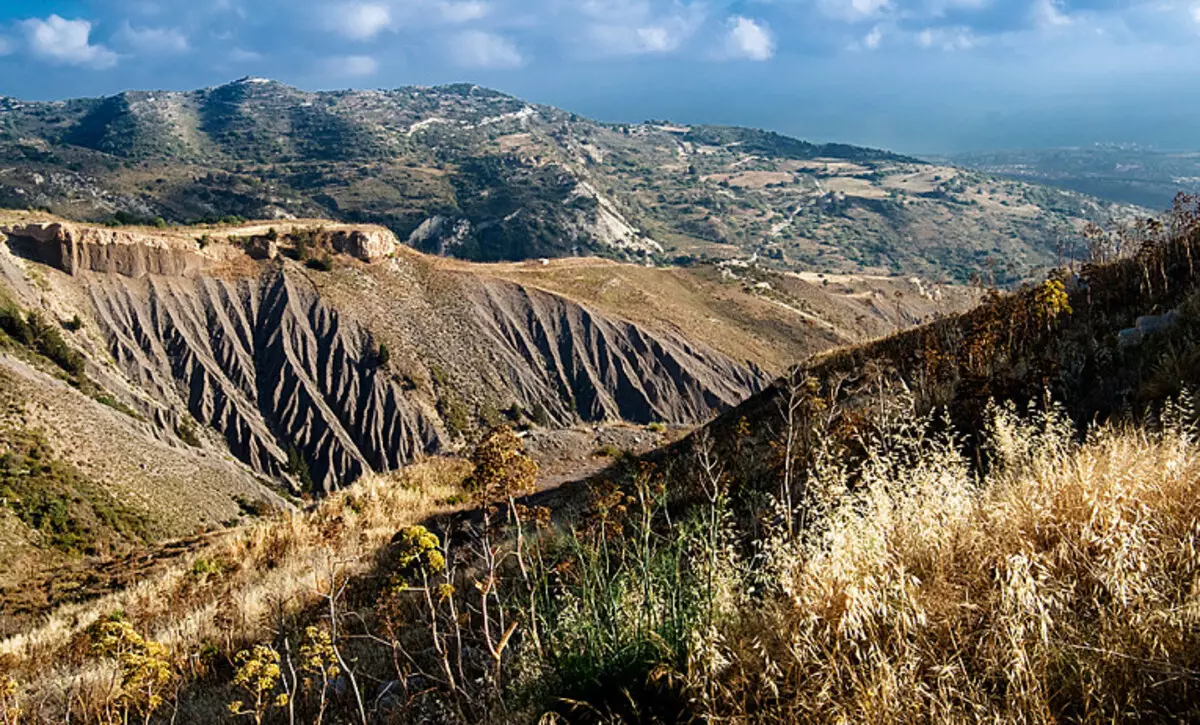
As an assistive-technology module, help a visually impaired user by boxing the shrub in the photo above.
[437,393,470,437]
[175,416,203,447]
[305,255,333,272]
[529,402,552,427]
[286,445,315,494]
[595,444,623,458]
[0,301,32,345]
[61,314,83,332]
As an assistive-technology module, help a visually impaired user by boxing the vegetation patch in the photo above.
[0,425,151,554]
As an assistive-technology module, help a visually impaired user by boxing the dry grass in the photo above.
[700,400,1200,722]
[0,458,470,723]
[4,398,1199,723]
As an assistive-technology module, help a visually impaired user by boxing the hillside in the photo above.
[0,211,970,624]
[2,202,1198,724]
[0,79,1136,284]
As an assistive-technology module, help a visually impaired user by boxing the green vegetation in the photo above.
[175,416,203,448]
[286,444,315,494]
[0,301,85,377]
[437,391,471,437]
[0,81,1118,283]
[0,426,150,554]
[374,342,391,369]
[305,254,334,272]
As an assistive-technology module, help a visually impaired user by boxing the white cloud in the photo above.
[0,37,12,57]
[327,2,392,40]
[437,1,488,23]
[1032,0,1071,29]
[916,25,980,50]
[116,23,190,54]
[725,16,775,60]
[323,54,379,76]
[450,30,524,68]
[584,2,706,56]
[819,0,891,22]
[21,15,118,69]
[1191,2,1200,25]
[863,24,884,49]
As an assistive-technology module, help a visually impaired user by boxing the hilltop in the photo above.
[0,79,1136,283]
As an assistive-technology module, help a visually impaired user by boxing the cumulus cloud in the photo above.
[916,25,980,50]
[0,36,12,57]
[1032,0,1072,29]
[863,24,884,49]
[437,1,489,23]
[21,15,118,69]
[323,54,380,76]
[725,17,775,60]
[327,2,392,40]
[584,2,706,56]
[450,30,524,68]
[1191,2,1200,24]
[116,23,190,54]
[819,0,892,22]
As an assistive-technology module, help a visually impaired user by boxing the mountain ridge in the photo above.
[0,79,1134,283]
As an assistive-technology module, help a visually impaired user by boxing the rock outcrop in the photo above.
[0,222,212,277]
[327,228,396,262]
[1,219,770,493]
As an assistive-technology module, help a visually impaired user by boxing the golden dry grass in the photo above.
[0,458,470,723]
[705,401,1200,722]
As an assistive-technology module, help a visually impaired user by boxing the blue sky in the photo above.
[0,1,1198,153]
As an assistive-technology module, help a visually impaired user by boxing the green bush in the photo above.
[286,445,315,494]
[176,417,203,448]
[438,393,471,437]
[26,311,85,376]
[0,302,32,345]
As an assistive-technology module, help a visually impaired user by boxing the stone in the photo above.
[245,235,279,260]
[327,228,397,262]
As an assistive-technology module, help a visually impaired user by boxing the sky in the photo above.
[0,0,1198,154]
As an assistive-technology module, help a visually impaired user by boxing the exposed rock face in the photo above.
[2,219,768,493]
[0,222,210,277]
[464,279,760,424]
[245,235,279,260]
[88,267,439,492]
[78,262,764,492]
[327,228,396,262]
